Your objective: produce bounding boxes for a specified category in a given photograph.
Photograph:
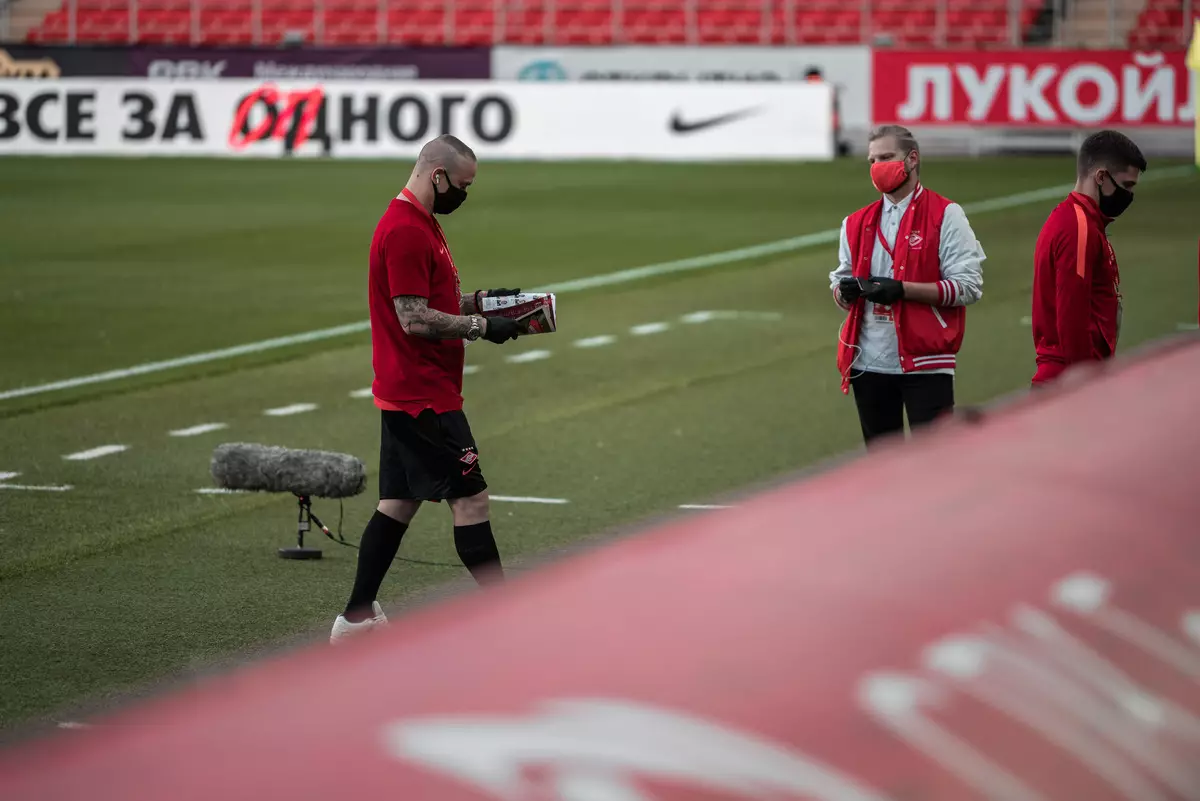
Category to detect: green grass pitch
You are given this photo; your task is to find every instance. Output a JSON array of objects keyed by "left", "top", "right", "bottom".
[{"left": 0, "top": 155, "right": 1196, "bottom": 732}]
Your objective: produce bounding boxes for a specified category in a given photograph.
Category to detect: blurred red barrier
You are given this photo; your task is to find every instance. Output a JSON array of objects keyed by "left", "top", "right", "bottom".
[{"left": 2, "top": 336, "right": 1200, "bottom": 800}]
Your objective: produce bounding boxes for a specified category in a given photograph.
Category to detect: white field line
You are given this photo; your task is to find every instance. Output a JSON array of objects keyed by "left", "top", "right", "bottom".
[
  {"left": 490, "top": 495, "right": 570, "bottom": 505},
  {"left": 169, "top": 422, "right": 228, "bottom": 437},
  {"left": 264, "top": 403, "right": 318, "bottom": 416},
  {"left": 631, "top": 322, "right": 670, "bottom": 336},
  {"left": 195, "top": 487, "right": 249, "bottom": 495},
  {"left": 1178, "top": 322, "right": 1199, "bottom": 331},
  {"left": 0, "top": 483, "right": 73, "bottom": 492},
  {"left": 349, "top": 387, "right": 374, "bottom": 399},
  {"left": 0, "top": 320, "right": 371, "bottom": 402},
  {"left": 2, "top": 166, "right": 1193, "bottom": 404},
  {"left": 464, "top": 365, "right": 482, "bottom": 375},
  {"left": 57, "top": 721, "right": 94, "bottom": 729},
  {"left": 679, "top": 504, "right": 733, "bottom": 510},
  {"left": 0, "top": 471, "right": 19, "bottom": 481},
  {"left": 1019, "top": 316, "right": 1033, "bottom": 326},
  {"left": 63, "top": 444, "right": 128, "bottom": 461},
  {"left": 505, "top": 350, "right": 552, "bottom": 364},
  {"left": 574, "top": 335, "right": 617, "bottom": 348}
]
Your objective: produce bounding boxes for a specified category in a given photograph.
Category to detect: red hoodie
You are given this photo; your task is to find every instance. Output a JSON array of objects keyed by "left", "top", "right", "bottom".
[{"left": 1031, "top": 192, "right": 1121, "bottom": 385}]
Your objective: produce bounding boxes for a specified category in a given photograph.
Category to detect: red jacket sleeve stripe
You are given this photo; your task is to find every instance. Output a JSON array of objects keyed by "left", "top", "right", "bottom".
[{"left": 1073, "top": 205, "right": 1088, "bottom": 278}]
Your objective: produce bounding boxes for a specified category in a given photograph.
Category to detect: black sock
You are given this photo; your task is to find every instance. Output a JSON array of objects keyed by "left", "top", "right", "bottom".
[
  {"left": 454, "top": 521, "right": 504, "bottom": 586},
  {"left": 344, "top": 510, "right": 408, "bottom": 622}
]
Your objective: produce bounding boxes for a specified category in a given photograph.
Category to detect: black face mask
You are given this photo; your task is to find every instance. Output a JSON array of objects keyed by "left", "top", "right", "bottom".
[
  {"left": 431, "top": 172, "right": 468, "bottom": 215},
  {"left": 1097, "top": 173, "right": 1134, "bottom": 219}
]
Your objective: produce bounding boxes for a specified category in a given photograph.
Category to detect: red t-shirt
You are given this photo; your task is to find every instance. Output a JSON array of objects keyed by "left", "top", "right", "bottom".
[
  {"left": 369, "top": 189, "right": 464, "bottom": 414},
  {"left": 1030, "top": 192, "right": 1121, "bottom": 385}
]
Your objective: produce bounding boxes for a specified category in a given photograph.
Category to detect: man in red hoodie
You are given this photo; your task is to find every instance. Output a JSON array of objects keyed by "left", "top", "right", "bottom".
[{"left": 1031, "top": 130, "right": 1147, "bottom": 386}]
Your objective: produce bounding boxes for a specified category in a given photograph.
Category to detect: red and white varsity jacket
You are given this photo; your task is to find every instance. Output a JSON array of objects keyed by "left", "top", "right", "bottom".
[{"left": 833, "top": 186, "right": 984, "bottom": 393}]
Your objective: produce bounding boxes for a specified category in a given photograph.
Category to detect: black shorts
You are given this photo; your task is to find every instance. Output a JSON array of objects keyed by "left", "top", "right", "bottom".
[{"left": 379, "top": 409, "right": 488, "bottom": 502}]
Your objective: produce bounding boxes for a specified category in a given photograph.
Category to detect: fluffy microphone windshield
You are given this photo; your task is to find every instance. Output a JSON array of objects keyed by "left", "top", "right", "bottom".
[{"left": 210, "top": 443, "right": 366, "bottom": 499}]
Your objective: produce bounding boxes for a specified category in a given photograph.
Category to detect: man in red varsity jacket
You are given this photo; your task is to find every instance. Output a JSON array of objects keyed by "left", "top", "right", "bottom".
[
  {"left": 829, "top": 125, "right": 986, "bottom": 446},
  {"left": 1031, "top": 130, "right": 1146, "bottom": 386}
]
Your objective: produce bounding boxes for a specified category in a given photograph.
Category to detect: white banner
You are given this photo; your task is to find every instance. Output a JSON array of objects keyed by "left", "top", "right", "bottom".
[
  {"left": 0, "top": 79, "right": 834, "bottom": 160},
  {"left": 492, "top": 46, "right": 871, "bottom": 131}
]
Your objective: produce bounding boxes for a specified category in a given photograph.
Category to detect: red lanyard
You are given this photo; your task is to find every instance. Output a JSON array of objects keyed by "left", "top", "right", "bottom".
[
  {"left": 876, "top": 188, "right": 919, "bottom": 260},
  {"left": 876, "top": 226, "right": 894, "bottom": 259}
]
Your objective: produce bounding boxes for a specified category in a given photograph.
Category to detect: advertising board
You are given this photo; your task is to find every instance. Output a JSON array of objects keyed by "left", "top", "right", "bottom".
[
  {"left": 493, "top": 45, "right": 871, "bottom": 131},
  {"left": 0, "top": 45, "right": 492, "bottom": 80},
  {"left": 0, "top": 79, "right": 835, "bottom": 160},
  {"left": 872, "top": 49, "right": 1194, "bottom": 127}
]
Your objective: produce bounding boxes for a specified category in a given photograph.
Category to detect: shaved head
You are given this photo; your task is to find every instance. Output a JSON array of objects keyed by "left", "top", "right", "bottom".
[
  {"left": 405, "top": 134, "right": 478, "bottom": 214},
  {"left": 416, "top": 134, "right": 476, "bottom": 176}
]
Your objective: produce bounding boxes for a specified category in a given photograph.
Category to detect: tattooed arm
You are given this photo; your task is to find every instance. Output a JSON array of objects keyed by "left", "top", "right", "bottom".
[
  {"left": 394, "top": 295, "right": 482, "bottom": 339},
  {"left": 460, "top": 292, "right": 481, "bottom": 315}
]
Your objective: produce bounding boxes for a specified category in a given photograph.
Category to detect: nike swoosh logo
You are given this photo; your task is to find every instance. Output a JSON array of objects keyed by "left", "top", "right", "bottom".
[{"left": 669, "top": 107, "right": 761, "bottom": 134}]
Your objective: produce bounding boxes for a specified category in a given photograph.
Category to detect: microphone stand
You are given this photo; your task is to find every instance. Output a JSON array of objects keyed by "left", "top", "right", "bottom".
[{"left": 279, "top": 494, "right": 326, "bottom": 560}]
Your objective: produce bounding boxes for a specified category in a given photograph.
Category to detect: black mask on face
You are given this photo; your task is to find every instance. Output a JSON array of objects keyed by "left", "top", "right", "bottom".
[
  {"left": 431, "top": 170, "right": 468, "bottom": 215},
  {"left": 1097, "top": 172, "right": 1134, "bottom": 219}
]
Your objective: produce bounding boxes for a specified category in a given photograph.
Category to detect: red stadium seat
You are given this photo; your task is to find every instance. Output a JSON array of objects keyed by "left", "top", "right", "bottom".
[
  {"left": 22, "top": 0, "right": 1058, "bottom": 46},
  {"left": 326, "top": 4, "right": 378, "bottom": 43},
  {"left": 452, "top": 0, "right": 496, "bottom": 44},
  {"left": 1129, "top": 0, "right": 1193, "bottom": 48}
]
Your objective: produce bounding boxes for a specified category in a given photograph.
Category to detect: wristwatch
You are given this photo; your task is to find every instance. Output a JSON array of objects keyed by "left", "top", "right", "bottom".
[{"left": 465, "top": 315, "right": 483, "bottom": 342}]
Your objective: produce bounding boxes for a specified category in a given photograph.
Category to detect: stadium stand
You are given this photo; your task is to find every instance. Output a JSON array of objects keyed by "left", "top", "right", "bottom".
[
  {"left": 10, "top": 0, "right": 1197, "bottom": 49},
  {"left": 1131, "top": 0, "right": 1197, "bottom": 47}
]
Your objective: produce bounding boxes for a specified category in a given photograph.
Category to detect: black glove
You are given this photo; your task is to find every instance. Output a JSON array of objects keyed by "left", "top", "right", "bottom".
[
  {"left": 838, "top": 277, "right": 867, "bottom": 304},
  {"left": 862, "top": 277, "right": 905, "bottom": 305},
  {"left": 482, "top": 315, "right": 522, "bottom": 344},
  {"left": 474, "top": 287, "right": 521, "bottom": 313}
]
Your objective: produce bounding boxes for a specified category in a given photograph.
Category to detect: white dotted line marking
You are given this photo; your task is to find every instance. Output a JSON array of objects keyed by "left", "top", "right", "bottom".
[
  {"left": 678, "top": 504, "right": 733, "bottom": 510},
  {"left": 87, "top": 309, "right": 788, "bottom": 474},
  {"left": 0, "top": 471, "right": 19, "bottom": 482},
  {"left": 681, "top": 310, "right": 783, "bottom": 324},
  {"left": 195, "top": 487, "right": 250, "bottom": 495},
  {"left": 505, "top": 350, "right": 552, "bottom": 364},
  {"left": 169, "top": 422, "right": 228, "bottom": 437},
  {"left": 64, "top": 445, "right": 128, "bottom": 461},
  {"left": 630, "top": 322, "right": 670, "bottom": 336},
  {"left": 682, "top": 311, "right": 721, "bottom": 324},
  {"left": 574, "top": 335, "right": 617, "bottom": 349},
  {"left": 264, "top": 403, "right": 318, "bottom": 416}
]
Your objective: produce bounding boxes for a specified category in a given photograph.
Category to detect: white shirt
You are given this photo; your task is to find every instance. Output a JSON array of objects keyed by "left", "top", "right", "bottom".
[{"left": 829, "top": 187, "right": 986, "bottom": 375}]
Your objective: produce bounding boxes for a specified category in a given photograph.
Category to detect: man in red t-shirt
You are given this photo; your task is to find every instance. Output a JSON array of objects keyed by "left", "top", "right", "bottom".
[
  {"left": 332, "top": 134, "right": 524, "bottom": 642},
  {"left": 1031, "top": 130, "right": 1147, "bottom": 387}
]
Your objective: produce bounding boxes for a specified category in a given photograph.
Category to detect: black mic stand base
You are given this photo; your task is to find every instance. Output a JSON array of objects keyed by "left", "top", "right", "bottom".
[
  {"left": 280, "top": 494, "right": 324, "bottom": 560},
  {"left": 278, "top": 547, "right": 323, "bottom": 560}
]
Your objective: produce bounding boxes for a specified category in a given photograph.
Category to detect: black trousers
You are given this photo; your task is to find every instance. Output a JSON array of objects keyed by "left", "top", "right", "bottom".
[{"left": 850, "top": 371, "right": 955, "bottom": 446}]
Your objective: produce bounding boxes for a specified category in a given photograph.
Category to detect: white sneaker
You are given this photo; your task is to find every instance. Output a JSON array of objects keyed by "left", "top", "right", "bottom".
[{"left": 330, "top": 601, "right": 388, "bottom": 644}]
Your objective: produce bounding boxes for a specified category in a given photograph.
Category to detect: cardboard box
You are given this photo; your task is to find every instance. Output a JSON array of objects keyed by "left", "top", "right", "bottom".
[{"left": 480, "top": 293, "right": 557, "bottom": 334}]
